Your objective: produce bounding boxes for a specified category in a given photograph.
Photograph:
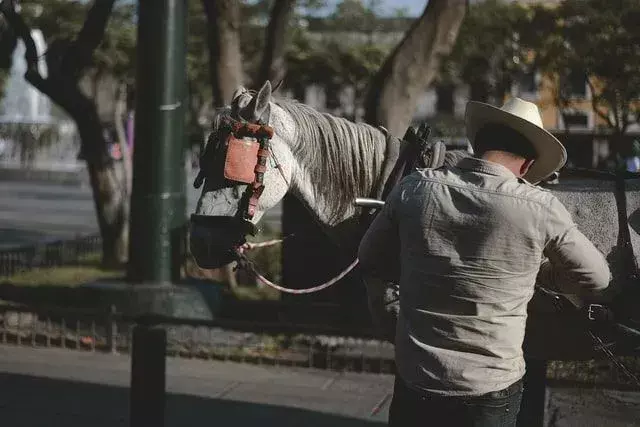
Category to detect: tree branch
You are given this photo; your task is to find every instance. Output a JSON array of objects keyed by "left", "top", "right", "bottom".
[
  {"left": 0, "top": 0, "right": 42, "bottom": 82},
  {"left": 61, "top": 0, "right": 116, "bottom": 80},
  {"left": 363, "top": 0, "right": 467, "bottom": 136},
  {"left": 202, "top": 0, "right": 243, "bottom": 106},
  {"left": 586, "top": 77, "right": 615, "bottom": 129}
]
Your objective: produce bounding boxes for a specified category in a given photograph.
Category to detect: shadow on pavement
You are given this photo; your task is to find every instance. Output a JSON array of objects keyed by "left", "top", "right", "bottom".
[{"left": 0, "top": 372, "right": 385, "bottom": 426}]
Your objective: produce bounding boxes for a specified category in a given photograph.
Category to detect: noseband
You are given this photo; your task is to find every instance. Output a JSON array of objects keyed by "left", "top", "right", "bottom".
[{"left": 193, "top": 115, "right": 275, "bottom": 221}]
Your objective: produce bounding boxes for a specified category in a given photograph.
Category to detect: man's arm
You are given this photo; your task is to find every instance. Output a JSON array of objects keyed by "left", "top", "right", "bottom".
[
  {"left": 357, "top": 185, "right": 401, "bottom": 281},
  {"left": 537, "top": 197, "right": 611, "bottom": 296},
  {"left": 358, "top": 184, "right": 402, "bottom": 340}
]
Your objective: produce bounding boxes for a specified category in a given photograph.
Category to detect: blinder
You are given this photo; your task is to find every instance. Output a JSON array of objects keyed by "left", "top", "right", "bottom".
[{"left": 193, "top": 115, "right": 275, "bottom": 221}]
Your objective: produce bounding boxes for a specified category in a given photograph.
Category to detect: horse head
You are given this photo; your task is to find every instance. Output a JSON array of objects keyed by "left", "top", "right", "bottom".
[
  {"left": 190, "top": 81, "right": 296, "bottom": 269},
  {"left": 190, "top": 78, "right": 400, "bottom": 270}
]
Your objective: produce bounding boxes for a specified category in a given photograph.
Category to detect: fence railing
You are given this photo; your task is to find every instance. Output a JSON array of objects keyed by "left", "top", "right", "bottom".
[
  {"left": 0, "top": 233, "right": 102, "bottom": 278},
  {"left": 0, "top": 303, "right": 396, "bottom": 374},
  {"left": 2, "top": 301, "right": 640, "bottom": 390}
]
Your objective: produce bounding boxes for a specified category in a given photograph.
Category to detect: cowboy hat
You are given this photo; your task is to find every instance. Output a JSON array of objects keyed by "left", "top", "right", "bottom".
[{"left": 465, "top": 97, "right": 567, "bottom": 184}]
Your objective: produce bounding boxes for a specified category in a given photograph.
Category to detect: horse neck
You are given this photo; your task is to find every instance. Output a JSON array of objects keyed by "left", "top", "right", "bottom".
[{"left": 278, "top": 104, "right": 391, "bottom": 248}]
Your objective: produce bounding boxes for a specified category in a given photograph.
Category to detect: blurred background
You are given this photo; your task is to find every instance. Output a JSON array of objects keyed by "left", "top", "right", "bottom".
[
  {"left": 0, "top": 0, "right": 638, "bottom": 327},
  {"left": 0, "top": 2, "right": 638, "bottom": 425}
]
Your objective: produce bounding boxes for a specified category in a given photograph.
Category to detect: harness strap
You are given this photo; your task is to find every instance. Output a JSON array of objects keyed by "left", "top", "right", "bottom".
[
  {"left": 371, "top": 127, "right": 402, "bottom": 201},
  {"left": 359, "top": 123, "right": 444, "bottom": 234}
]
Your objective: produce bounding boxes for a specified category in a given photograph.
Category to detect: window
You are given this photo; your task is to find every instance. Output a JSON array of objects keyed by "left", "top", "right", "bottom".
[
  {"left": 518, "top": 70, "right": 537, "bottom": 94},
  {"left": 562, "top": 110, "right": 589, "bottom": 128},
  {"left": 566, "top": 69, "right": 587, "bottom": 98}
]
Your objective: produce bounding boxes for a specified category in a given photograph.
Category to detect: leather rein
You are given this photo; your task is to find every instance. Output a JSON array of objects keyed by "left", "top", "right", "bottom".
[{"left": 193, "top": 115, "right": 640, "bottom": 382}]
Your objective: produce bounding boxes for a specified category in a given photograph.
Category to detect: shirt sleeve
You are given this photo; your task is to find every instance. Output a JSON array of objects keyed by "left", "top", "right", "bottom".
[
  {"left": 537, "top": 196, "right": 612, "bottom": 295},
  {"left": 357, "top": 183, "right": 401, "bottom": 282},
  {"left": 358, "top": 183, "right": 403, "bottom": 342}
]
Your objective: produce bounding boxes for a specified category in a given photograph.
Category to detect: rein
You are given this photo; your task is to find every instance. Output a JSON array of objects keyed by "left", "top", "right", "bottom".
[
  {"left": 194, "top": 110, "right": 640, "bottom": 381},
  {"left": 234, "top": 123, "right": 442, "bottom": 295},
  {"left": 194, "top": 113, "right": 363, "bottom": 294}
]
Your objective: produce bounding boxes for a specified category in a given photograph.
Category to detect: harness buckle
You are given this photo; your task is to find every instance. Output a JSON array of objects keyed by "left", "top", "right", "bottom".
[{"left": 587, "top": 304, "right": 607, "bottom": 321}]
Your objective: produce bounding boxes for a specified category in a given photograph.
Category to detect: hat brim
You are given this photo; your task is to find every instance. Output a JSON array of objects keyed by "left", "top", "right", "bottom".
[{"left": 465, "top": 101, "right": 567, "bottom": 184}]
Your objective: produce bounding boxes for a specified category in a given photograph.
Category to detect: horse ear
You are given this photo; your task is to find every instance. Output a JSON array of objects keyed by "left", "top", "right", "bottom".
[
  {"left": 272, "top": 79, "right": 284, "bottom": 93},
  {"left": 245, "top": 81, "right": 272, "bottom": 122},
  {"left": 231, "top": 86, "right": 246, "bottom": 101}
]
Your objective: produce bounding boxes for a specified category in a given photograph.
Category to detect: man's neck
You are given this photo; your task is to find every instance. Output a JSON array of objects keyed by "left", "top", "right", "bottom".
[{"left": 480, "top": 151, "right": 524, "bottom": 177}]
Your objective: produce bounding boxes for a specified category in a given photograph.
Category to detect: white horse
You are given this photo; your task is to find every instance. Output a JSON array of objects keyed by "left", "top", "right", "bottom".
[{"left": 191, "top": 81, "right": 640, "bottom": 361}]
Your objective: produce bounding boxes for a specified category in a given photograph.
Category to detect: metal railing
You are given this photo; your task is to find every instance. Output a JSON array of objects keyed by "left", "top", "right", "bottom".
[
  {"left": 1, "top": 302, "right": 640, "bottom": 390},
  {"left": 0, "top": 303, "right": 396, "bottom": 374},
  {"left": 0, "top": 233, "right": 102, "bottom": 278}
]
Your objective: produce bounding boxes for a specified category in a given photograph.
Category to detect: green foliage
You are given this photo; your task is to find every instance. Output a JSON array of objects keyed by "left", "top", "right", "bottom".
[
  {"left": 443, "top": 0, "right": 640, "bottom": 139},
  {"left": 528, "top": 0, "right": 640, "bottom": 134},
  {"left": 328, "top": 0, "right": 382, "bottom": 33},
  {"left": 442, "top": 0, "right": 532, "bottom": 102},
  {"left": 19, "top": 0, "right": 136, "bottom": 82},
  {"left": 285, "top": 0, "right": 392, "bottom": 104}
]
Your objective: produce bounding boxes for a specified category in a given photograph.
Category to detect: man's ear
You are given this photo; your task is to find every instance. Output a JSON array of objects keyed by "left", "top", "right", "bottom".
[{"left": 520, "top": 158, "right": 535, "bottom": 176}]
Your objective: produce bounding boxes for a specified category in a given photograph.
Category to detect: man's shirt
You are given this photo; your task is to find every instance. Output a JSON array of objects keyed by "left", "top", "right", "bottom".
[{"left": 358, "top": 157, "right": 611, "bottom": 396}]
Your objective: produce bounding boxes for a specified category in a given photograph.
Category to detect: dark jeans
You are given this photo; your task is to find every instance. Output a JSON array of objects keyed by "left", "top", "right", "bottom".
[{"left": 388, "top": 376, "right": 523, "bottom": 427}]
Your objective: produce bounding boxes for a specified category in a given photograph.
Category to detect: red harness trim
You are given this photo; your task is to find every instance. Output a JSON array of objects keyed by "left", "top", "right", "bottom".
[{"left": 220, "top": 116, "right": 274, "bottom": 220}]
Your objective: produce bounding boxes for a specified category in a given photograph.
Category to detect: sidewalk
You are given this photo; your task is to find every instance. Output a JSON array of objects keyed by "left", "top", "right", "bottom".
[{"left": 0, "top": 346, "right": 393, "bottom": 426}]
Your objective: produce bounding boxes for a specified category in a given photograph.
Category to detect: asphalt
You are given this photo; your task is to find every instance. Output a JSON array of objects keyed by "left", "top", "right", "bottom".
[
  {"left": 0, "top": 345, "right": 393, "bottom": 426},
  {"left": 0, "top": 174, "right": 282, "bottom": 250},
  {"left": 1, "top": 345, "right": 640, "bottom": 426}
]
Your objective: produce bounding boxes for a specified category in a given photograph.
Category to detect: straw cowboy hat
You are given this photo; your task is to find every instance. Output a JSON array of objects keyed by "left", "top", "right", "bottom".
[{"left": 465, "top": 97, "right": 567, "bottom": 184}]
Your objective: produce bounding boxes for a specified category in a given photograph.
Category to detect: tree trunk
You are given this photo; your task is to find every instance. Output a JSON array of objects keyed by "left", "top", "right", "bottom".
[
  {"left": 363, "top": 0, "right": 466, "bottom": 137},
  {"left": 112, "top": 82, "right": 131, "bottom": 266},
  {"left": 470, "top": 80, "right": 490, "bottom": 103},
  {"left": 436, "top": 83, "right": 455, "bottom": 115},
  {"left": 202, "top": 0, "right": 243, "bottom": 107},
  {"left": 0, "top": 0, "right": 128, "bottom": 268},
  {"left": 256, "top": 0, "right": 296, "bottom": 87},
  {"left": 74, "top": 94, "right": 128, "bottom": 268}
]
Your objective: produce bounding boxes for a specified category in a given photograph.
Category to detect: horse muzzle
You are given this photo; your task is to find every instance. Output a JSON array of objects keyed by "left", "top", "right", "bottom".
[{"left": 189, "top": 215, "right": 256, "bottom": 269}]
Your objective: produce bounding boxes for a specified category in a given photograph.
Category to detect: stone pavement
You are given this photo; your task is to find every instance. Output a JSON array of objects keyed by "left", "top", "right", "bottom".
[{"left": 0, "top": 346, "right": 393, "bottom": 426}]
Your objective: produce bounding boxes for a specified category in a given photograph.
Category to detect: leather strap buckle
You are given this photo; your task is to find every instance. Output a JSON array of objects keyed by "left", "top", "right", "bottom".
[{"left": 587, "top": 304, "right": 607, "bottom": 321}]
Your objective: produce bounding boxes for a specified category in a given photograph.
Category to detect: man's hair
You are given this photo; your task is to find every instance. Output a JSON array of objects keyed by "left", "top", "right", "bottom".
[{"left": 473, "top": 123, "right": 537, "bottom": 161}]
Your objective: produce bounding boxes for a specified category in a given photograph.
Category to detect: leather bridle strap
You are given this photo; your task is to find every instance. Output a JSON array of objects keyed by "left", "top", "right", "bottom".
[{"left": 220, "top": 116, "right": 275, "bottom": 220}]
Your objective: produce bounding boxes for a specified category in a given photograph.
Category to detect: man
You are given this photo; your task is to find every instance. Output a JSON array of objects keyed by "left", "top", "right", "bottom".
[{"left": 358, "top": 98, "right": 611, "bottom": 426}]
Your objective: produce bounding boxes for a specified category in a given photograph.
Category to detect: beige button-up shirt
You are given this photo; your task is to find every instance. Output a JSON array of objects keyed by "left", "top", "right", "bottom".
[{"left": 358, "top": 157, "right": 611, "bottom": 396}]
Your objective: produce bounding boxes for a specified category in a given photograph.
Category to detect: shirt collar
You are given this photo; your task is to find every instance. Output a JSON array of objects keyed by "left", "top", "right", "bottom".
[{"left": 456, "top": 157, "right": 516, "bottom": 179}]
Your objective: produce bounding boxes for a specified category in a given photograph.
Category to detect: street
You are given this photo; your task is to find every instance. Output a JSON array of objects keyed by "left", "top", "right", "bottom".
[
  {"left": 0, "top": 177, "right": 282, "bottom": 250},
  {"left": 0, "top": 345, "right": 391, "bottom": 426}
]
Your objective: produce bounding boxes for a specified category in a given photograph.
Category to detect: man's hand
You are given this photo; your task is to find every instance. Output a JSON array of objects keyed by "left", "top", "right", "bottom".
[{"left": 364, "top": 276, "right": 399, "bottom": 343}]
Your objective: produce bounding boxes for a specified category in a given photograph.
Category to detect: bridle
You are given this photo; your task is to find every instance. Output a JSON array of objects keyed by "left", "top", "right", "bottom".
[
  {"left": 193, "top": 114, "right": 276, "bottom": 223},
  {"left": 191, "top": 115, "right": 640, "bottom": 382},
  {"left": 190, "top": 112, "right": 363, "bottom": 294}
]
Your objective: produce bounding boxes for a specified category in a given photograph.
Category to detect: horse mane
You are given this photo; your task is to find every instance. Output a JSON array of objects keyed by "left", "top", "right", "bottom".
[
  {"left": 207, "top": 94, "right": 471, "bottom": 224},
  {"left": 275, "top": 98, "right": 388, "bottom": 223}
]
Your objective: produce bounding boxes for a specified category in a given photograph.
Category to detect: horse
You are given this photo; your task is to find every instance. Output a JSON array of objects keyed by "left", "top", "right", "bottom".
[{"left": 190, "top": 80, "right": 640, "bottom": 362}]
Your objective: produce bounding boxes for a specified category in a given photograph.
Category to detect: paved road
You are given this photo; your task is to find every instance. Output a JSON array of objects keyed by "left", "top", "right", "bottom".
[
  {"left": 1, "top": 346, "right": 640, "bottom": 427},
  {"left": 0, "top": 346, "right": 392, "bottom": 426},
  {"left": 0, "top": 177, "right": 282, "bottom": 249}
]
